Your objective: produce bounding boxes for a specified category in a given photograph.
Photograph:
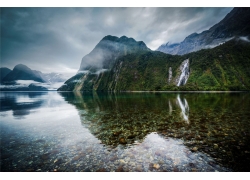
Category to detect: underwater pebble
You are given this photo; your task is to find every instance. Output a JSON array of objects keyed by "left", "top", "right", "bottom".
[{"left": 153, "top": 164, "right": 160, "bottom": 169}]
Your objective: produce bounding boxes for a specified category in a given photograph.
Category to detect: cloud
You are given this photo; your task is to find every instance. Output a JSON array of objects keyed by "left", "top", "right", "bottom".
[
  {"left": 1, "top": 7, "right": 233, "bottom": 74},
  {"left": 239, "top": 36, "right": 250, "bottom": 42}
]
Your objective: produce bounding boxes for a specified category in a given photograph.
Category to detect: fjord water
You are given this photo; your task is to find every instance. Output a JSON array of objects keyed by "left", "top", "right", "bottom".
[{"left": 0, "top": 92, "right": 250, "bottom": 172}]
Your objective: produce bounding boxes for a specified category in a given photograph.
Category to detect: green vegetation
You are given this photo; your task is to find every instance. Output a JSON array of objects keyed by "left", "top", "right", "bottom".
[
  {"left": 58, "top": 39, "right": 250, "bottom": 91},
  {"left": 182, "top": 40, "right": 250, "bottom": 91}
]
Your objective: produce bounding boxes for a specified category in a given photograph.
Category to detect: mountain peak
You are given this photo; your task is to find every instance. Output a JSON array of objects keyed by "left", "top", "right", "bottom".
[
  {"left": 185, "top": 33, "right": 198, "bottom": 39},
  {"left": 101, "top": 35, "right": 119, "bottom": 41},
  {"left": 79, "top": 35, "right": 150, "bottom": 71},
  {"left": 101, "top": 35, "right": 137, "bottom": 43},
  {"left": 120, "top": 35, "right": 129, "bottom": 39},
  {"left": 14, "top": 64, "right": 32, "bottom": 72},
  {"left": 3, "top": 64, "right": 46, "bottom": 83}
]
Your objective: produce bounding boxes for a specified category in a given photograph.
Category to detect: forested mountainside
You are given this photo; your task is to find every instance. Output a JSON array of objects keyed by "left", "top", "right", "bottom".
[{"left": 58, "top": 37, "right": 250, "bottom": 91}]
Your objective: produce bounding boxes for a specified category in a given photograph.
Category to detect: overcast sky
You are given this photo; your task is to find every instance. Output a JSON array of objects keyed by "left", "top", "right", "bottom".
[{"left": 1, "top": 7, "right": 233, "bottom": 78}]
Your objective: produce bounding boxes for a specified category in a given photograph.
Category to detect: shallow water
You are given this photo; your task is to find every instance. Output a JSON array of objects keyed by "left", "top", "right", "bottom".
[{"left": 0, "top": 91, "right": 250, "bottom": 172}]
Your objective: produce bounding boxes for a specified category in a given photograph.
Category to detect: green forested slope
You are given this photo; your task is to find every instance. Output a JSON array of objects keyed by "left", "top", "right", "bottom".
[
  {"left": 58, "top": 38, "right": 250, "bottom": 91},
  {"left": 183, "top": 39, "right": 250, "bottom": 90}
]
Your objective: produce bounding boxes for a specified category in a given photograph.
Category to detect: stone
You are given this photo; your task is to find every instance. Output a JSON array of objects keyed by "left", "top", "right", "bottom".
[
  {"left": 148, "top": 163, "right": 154, "bottom": 171},
  {"left": 96, "top": 168, "right": 107, "bottom": 172},
  {"left": 188, "top": 154, "right": 196, "bottom": 160},
  {"left": 192, "top": 147, "right": 198, "bottom": 151},
  {"left": 191, "top": 168, "right": 197, "bottom": 172},
  {"left": 113, "top": 132, "right": 121, "bottom": 136},
  {"left": 115, "top": 165, "right": 125, "bottom": 172},
  {"left": 73, "top": 155, "right": 81, "bottom": 161},
  {"left": 119, "top": 137, "right": 127, "bottom": 144},
  {"left": 214, "top": 144, "right": 219, "bottom": 149},
  {"left": 135, "top": 165, "right": 143, "bottom": 172},
  {"left": 110, "top": 155, "right": 118, "bottom": 161},
  {"left": 119, "top": 159, "right": 126, "bottom": 164},
  {"left": 155, "top": 150, "right": 164, "bottom": 156},
  {"left": 173, "top": 167, "right": 179, "bottom": 172},
  {"left": 189, "top": 163, "right": 195, "bottom": 168},
  {"left": 153, "top": 164, "right": 160, "bottom": 169}
]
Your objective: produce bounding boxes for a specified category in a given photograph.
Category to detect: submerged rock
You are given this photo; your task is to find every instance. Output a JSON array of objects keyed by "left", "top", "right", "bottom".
[
  {"left": 119, "top": 137, "right": 127, "bottom": 144},
  {"left": 153, "top": 164, "right": 160, "bottom": 169},
  {"left": 96, "top": 168, "right": 107, "bottom": 172},
  {"left": 192, "top": 147, "right": 198, "bottom": 151}
]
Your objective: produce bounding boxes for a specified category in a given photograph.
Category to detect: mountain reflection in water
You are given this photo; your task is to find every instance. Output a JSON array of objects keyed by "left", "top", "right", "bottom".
[
  {"left": 59, "top": 92, "right": 250, "bottom": 171},
  {"left": 60, "top": 92, "right": 192, "bottom": 147},
  {"left": 0, "top": 91, "right": 250, "bottom": 172},
  {"left": 0, "top": 92, "right": 47, "bottom": 119}
]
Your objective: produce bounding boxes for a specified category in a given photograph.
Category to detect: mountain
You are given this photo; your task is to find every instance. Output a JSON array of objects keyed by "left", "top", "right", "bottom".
[
  {"left": 157, "top": 7, "right": 250, "bottom": 55},
  {"left": 59, "top": 35, "right": 151, "bottom": 91},
  {"left": 58, "top": 35, "right": 250, "bottom": 91},
  {"left": 0, "top": 67, "right": 12, "bottom": 83},
  {"left": 0, "top": 64, "right": 67, "bottom": 91},
  {"left": 2, "top": 64, "right": 46, "bottom": 83},
  {"left": 79, "top": 35, "right": 150, "bottom": 72}
]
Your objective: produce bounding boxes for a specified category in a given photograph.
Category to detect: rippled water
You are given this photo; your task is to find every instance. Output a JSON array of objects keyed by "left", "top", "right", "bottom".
[{"left": 0, "top": 91, "right": 250, "bottom": 172}]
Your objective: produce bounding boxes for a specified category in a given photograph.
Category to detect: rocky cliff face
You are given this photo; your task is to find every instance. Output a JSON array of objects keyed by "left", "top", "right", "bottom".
[{"left": 157, "top": 7, "right": 250, "bottom": 55}]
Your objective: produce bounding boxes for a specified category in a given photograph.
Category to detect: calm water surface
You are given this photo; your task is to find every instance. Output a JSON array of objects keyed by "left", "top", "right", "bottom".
[{"left": 0, "top": 91, "right": 250, "bottom": 172}]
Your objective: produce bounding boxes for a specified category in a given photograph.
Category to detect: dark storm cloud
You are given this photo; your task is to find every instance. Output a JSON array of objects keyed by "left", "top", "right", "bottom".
[{"left": 0, "top": 7, "right": 233, "bottom": 77}]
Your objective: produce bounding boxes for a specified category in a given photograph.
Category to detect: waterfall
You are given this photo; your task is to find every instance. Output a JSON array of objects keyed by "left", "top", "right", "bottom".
[
  {"left": 177, "top": 59, "right": 189, "bottom": 86},
  {"left": 168, "top": 67, "right": 172, "bottom": 84}
]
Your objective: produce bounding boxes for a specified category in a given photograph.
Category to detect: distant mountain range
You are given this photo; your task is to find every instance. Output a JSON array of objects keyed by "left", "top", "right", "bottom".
[
  {"left": 157, "top": 7, "right": 250, "bottom": 55},
  {"left": 0, "top": 64, "right": 67, "bottom": 91}
]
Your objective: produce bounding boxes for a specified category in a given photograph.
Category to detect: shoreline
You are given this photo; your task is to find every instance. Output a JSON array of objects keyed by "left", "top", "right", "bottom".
[{"left": 1, "top": 90, "right": 249, "bottom": 93}]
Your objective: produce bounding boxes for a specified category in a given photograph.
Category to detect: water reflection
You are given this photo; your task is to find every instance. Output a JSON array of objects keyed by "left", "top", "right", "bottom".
[
  {"left": 176, "top": 95, "right": 189, "bottom": 123},
  {"left": 60, "top": 92, "right": 192, "bottom": 147},
  {"left": 0, "top": 92, "right": 47, "bottom": 119},
  {"left": 59, "top": 92, "right": 250, "bottom": 171},
  {"left": 1, "top": 92, "right": 250, "bottom": 172}
]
